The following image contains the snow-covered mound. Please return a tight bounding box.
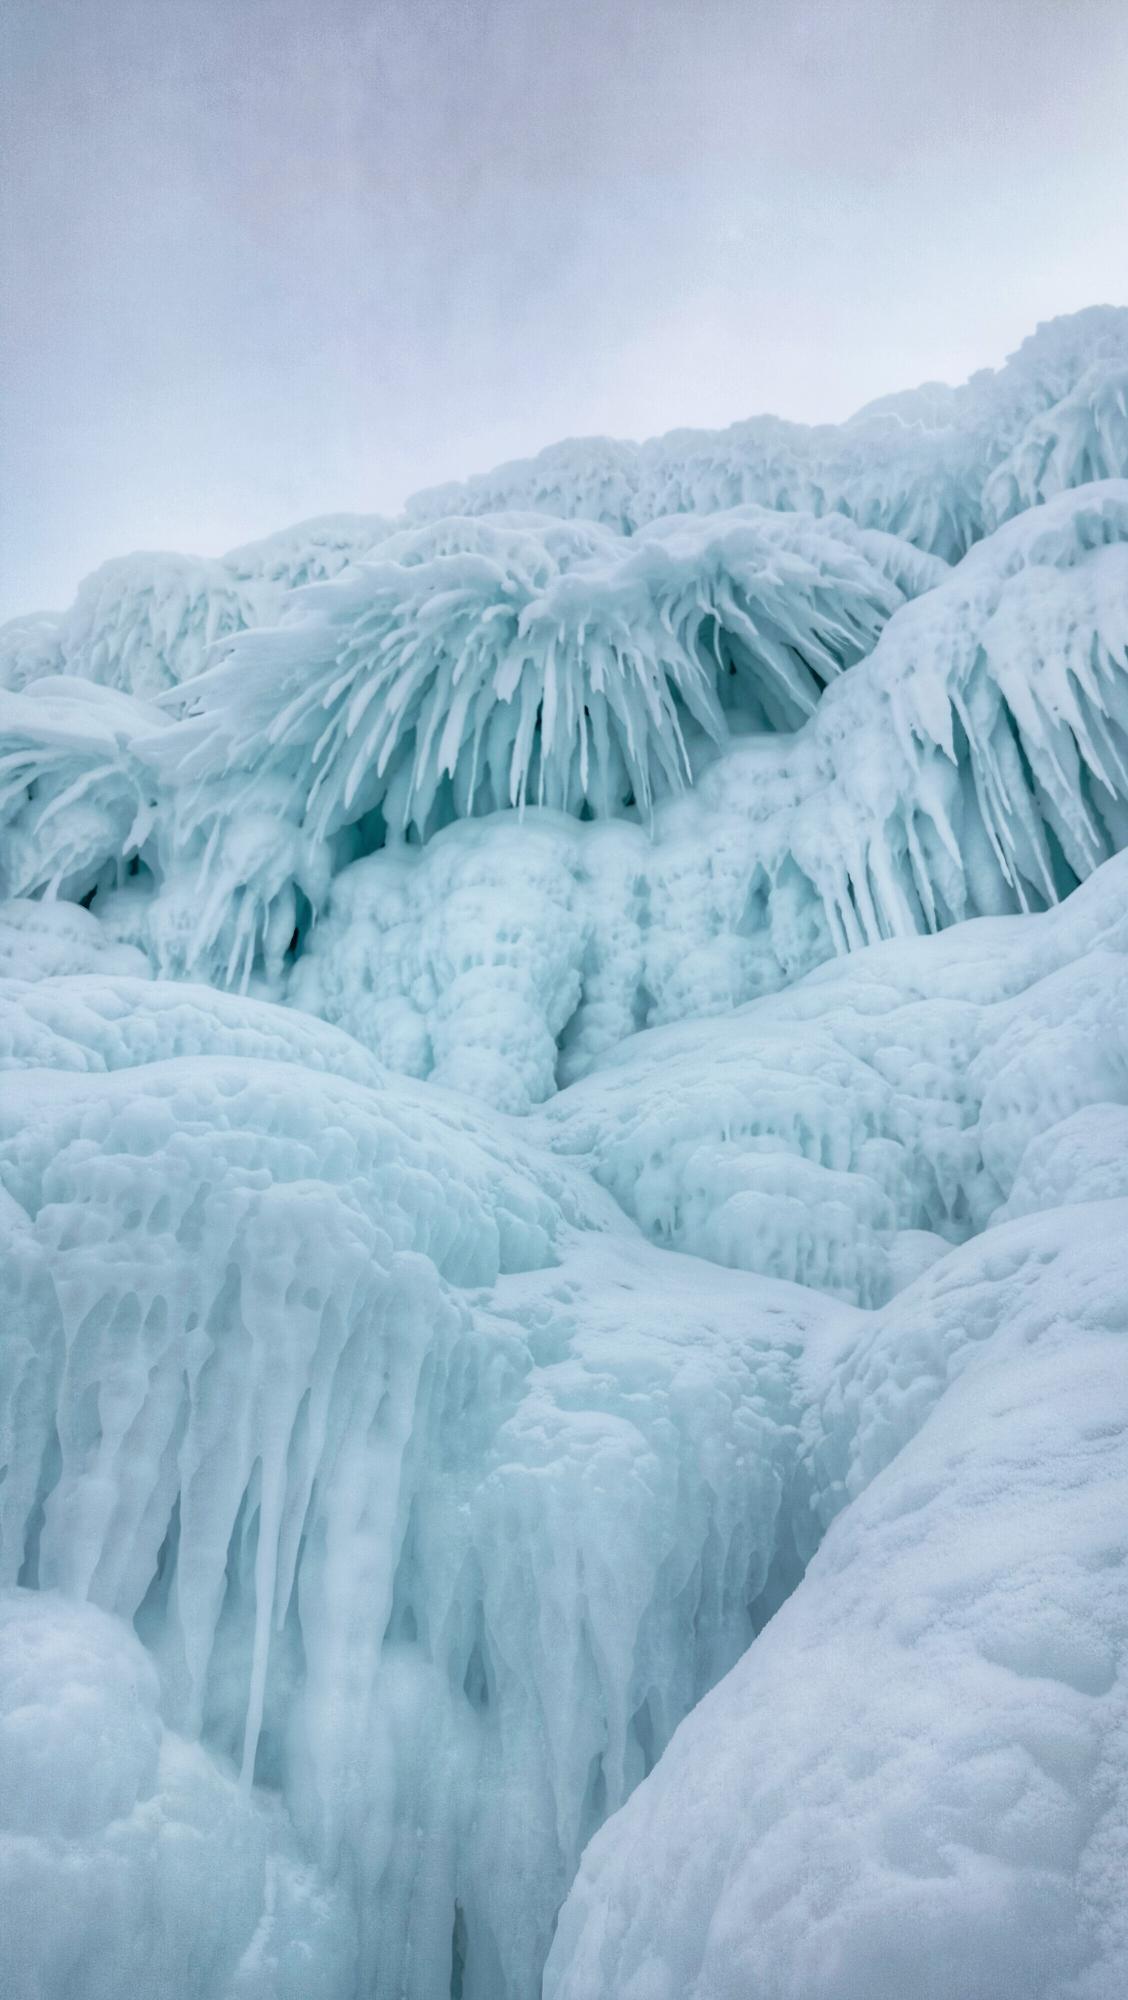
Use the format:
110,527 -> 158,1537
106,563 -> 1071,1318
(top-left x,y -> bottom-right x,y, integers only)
0,1589 -> 354,2000
546,1203 -> 1128,2000
3,308 -> 1128,2000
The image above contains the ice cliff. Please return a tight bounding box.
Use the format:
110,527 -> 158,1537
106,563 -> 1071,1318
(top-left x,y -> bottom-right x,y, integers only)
3,308 -> 1128,2000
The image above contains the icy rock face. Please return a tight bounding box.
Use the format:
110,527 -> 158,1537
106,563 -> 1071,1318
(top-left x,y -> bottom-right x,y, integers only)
5,309 -> 1128,2000
546,1205 -> 1128,2000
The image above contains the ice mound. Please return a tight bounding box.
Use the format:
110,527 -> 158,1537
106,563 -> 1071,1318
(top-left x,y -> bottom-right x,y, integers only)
985,362 -> 1128,528
222,513 -> 394,590
13,471 -> 1117,1024
58,554 -> 280,697
157,503 -> 924,852
0,1588 -> 355,2000
546,1204 -> 1128,2000
0,610 -> 64,692
0,676 -> 161,902
0,520 -> 397,707
0,504 -> 941,994
533,849 -> 1128,1299
5,308 -> 1128,2000
0,898 -> 151,980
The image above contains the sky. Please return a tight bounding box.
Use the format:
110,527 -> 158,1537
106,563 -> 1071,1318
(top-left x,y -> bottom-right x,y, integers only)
2,0 -> 1127,619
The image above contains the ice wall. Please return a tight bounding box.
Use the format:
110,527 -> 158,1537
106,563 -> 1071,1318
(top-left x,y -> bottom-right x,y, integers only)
4,308 -> 1128,2000
408,308 -> 1128,559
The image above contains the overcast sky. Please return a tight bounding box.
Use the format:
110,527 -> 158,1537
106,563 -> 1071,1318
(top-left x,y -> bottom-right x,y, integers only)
2,0 -> 1127,617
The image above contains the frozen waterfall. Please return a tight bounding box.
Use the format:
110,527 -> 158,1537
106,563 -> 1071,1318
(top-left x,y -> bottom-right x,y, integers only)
3,308 -> 1128,2000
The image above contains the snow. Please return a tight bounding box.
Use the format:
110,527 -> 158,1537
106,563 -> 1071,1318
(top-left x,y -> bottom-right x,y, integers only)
3,308 -> 1128,1999
545,1203 -> 1128,2000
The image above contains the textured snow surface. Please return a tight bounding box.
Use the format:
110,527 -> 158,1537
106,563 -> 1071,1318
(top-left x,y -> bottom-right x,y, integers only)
546,1206 -> 1128,2000
3,309 -> 1128,1999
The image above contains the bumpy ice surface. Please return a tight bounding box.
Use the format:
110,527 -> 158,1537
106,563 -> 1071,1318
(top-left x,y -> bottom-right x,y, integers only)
3,308 -> 1128,1999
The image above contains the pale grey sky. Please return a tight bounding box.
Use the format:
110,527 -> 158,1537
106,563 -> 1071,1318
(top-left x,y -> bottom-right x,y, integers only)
2,0 -> 1127,617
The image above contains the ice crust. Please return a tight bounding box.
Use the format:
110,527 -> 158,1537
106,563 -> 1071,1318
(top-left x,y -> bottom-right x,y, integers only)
3,309 -> 1128,1999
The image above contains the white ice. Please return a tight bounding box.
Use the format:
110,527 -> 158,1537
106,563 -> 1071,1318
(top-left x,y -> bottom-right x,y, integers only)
546,1202 -> 1128,2000
3,308 -> 1128,2000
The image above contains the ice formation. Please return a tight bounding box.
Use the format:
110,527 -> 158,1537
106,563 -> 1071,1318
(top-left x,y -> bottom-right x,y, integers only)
409,305 -> 1128,560
546,1203 -> 1128,2000
3,309 -> 1128,2000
